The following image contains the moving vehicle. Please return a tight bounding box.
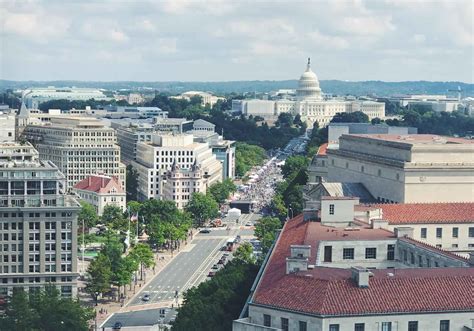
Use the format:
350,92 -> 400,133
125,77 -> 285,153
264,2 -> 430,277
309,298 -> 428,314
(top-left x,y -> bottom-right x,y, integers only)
210,219 -> 223,227
199,228 -> 211,234
245,221 -> 252,226
142,293 -> 150,301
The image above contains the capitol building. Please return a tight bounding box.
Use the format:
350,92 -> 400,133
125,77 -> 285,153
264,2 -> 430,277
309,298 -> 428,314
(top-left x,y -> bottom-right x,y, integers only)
233,59 -> 385,127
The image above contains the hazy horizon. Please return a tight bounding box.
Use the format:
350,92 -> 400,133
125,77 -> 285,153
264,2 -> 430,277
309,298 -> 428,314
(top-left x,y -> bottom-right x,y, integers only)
1,0 -> 473,83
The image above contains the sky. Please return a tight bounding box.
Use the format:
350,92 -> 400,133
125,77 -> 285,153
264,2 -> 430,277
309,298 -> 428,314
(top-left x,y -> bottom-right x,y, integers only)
0,0 -> 473,82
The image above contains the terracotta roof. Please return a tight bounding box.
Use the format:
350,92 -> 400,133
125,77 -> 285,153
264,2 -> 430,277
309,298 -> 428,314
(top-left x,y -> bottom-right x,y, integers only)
316,143 -> 328,156
252,215 -> 474,316
369,203 -> 474,224
73,175 -> 124,194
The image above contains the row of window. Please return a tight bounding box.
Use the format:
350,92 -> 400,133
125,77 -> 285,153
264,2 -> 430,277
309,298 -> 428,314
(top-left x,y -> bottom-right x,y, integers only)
156,150 -> 194,157
0,276 -> 74,285
421,227 -> 474,239
263,315 -> 450,331
323,246 -> 394,262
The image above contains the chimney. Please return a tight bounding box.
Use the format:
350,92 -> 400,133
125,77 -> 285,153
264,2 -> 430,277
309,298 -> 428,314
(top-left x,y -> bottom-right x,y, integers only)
394,227 -> 414,238
351,266 -> 369,288
371,218 -> 389,229
303,208 -> 318,222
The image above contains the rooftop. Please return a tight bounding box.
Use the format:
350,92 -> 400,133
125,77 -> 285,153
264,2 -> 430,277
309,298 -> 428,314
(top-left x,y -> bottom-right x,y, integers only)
316,143 -> 328,156
368,202 -> 474,224
73,175 -> 124,194
252,215 -> 474,317
348,134 -> 474,145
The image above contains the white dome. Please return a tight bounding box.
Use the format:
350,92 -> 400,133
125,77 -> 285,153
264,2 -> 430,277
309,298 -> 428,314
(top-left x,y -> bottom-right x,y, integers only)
296,58 -> 322,100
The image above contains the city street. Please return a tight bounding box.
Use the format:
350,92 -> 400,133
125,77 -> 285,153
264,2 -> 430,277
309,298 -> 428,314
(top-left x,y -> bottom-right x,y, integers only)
127,213 -> 259,307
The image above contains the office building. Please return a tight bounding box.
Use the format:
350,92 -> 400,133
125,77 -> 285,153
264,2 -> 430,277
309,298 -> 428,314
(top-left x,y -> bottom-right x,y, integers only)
233,197 -> 474,331
171,91 -> 225,107
326,134 -> 474,203
132,133 -> 222,207
22,87 -> 108,109
0,142 -> 80,299
0,112 -> 15,142
22,117 -> 126,190
72,175 -> 126,216
154,118 -> 193,133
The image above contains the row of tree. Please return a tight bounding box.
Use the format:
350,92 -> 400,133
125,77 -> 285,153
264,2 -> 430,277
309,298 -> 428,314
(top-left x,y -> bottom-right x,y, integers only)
85,234 -> 155,304
235,142 -> 267,177
0,285 -> 94,331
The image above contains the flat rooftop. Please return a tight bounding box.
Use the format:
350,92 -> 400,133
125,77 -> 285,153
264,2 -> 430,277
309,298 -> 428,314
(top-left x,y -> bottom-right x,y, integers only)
348,134 -> 474,145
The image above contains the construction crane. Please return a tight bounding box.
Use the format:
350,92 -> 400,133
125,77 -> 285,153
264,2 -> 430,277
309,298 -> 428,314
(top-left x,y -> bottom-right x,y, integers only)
447,86 -> 462,101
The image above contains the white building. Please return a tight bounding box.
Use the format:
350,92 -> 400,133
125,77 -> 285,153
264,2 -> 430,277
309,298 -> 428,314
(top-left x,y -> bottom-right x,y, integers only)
22,117 -> 126,190
72,175 -> 126,216
326,134 -> 474,203
390,94 -> 462,113
127,93 -> 145,105
0,112 -> 15,142
233,197 -> 474,331
238,59 -> 385,126
131,133 -> 222,208
22,87 -> 108,109
171,91 -> 225,107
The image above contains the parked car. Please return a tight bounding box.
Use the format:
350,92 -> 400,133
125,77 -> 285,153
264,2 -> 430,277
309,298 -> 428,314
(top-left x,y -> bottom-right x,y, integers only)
142,293 -> 150,301
245,222 -> 252,226
212,264 -> 219,270
207,271 -> 216,277
217,259 -> 225,265
200,228 -> 211,234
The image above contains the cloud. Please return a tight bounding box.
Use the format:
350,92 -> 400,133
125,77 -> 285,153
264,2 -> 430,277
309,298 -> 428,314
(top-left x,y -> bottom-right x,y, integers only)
307,30 -> 350,50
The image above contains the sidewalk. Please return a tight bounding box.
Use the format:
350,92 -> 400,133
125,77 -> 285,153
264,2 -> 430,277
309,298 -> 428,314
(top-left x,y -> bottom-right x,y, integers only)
79,234 -> 194,328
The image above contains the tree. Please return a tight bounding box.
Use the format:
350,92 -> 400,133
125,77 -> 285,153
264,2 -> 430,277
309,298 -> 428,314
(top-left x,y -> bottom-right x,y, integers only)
130,243 -> 155,280
235,143 -> 266,177
233,242 -> 255,264
126,165 -> 139,201
330,111 -> 369,123
281,155 -> 308,180
78,201 -> 99,228
171,260 -> 259,331
254,217 -> 282,254
208,179 -> 236,205
276,112 -> 294,127
2,285 -> 94,331
185,193 -> 219,227
126,200 -> 141,215
85,253 -> 112,304
101,205 -> 127,232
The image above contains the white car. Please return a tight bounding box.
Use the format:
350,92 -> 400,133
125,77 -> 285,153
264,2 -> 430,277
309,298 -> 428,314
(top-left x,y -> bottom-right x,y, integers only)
245,222 -> 253,226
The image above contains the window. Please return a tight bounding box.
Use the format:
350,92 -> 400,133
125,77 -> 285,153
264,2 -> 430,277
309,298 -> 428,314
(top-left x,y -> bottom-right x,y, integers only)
324,246 -> 332,262
354,323 -> 365,331
451,227 -> 458,238
408,321 -> 418,331
440,320 -> 450,331
469,227 -> 474,238
263,314 -> 271,327
436,228 -> 442,238
365,248 -> 376,259
329,325 -> 340,331
329,204 -> 335,215
299,321 -> 307,331
420,228 -> 427,239
281,318 -> 289,331
343,248 -> 354,260
382,322 -> 392,331
387,244 -> 395,261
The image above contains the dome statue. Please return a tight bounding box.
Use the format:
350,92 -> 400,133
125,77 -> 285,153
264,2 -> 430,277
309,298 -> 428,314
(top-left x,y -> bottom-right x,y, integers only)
296,58 -> 322,100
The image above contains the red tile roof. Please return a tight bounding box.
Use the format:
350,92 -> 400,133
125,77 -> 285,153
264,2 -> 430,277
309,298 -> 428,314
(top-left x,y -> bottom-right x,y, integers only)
316,143 -> 328,156
73,175 -> 124,194
252,215 -> 474,316
369,203 -> 474,224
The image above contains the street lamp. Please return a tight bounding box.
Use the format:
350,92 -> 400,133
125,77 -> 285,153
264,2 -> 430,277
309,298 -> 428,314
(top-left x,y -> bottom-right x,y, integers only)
95,291 -> 99,306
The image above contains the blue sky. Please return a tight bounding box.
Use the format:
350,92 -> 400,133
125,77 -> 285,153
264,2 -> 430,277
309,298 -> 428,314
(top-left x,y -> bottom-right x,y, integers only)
0,0 -> 472,82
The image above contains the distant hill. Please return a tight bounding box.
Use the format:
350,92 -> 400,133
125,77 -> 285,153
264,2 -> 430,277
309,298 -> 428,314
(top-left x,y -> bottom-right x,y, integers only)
1,79 -> 472,97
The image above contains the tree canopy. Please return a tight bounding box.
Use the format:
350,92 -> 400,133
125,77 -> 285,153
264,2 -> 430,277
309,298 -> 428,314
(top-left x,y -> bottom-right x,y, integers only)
235,142 -> 266,177
208,179 -> 237,205
1,285 -> 94,331
78,201 -> 99,228
330,111 -> 369,123
185,193 -> 219,227
254,217 -> 282,254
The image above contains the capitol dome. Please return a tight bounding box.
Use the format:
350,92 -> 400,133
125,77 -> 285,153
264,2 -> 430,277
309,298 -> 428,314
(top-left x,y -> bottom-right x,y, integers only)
296,58 -> 322,100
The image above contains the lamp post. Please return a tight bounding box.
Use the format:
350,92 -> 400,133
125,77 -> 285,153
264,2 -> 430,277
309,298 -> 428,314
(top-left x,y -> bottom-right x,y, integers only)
81,219 -> 85,276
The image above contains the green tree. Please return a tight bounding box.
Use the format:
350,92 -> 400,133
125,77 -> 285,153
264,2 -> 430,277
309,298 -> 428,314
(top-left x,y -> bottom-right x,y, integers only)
185,193 -> 219,227
130,243 -> 155,280
101,205 -> 127,232
85,253 -> 112,305
281,155 -> 308,180
254,217 -> 282,254
171,260 -> 258,331
330,111 -> 369,123
78,201 -> 99,229
126,200 -> 141,215
235,142 -> 266,177
233,242 -> 255,264
2,288 -> 38,330
208,179 -> 236,205
126,165 -> 139,201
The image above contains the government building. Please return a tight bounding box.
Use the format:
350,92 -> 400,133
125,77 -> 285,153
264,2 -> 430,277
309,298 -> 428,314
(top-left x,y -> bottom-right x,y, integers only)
235,59 -> 385,127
